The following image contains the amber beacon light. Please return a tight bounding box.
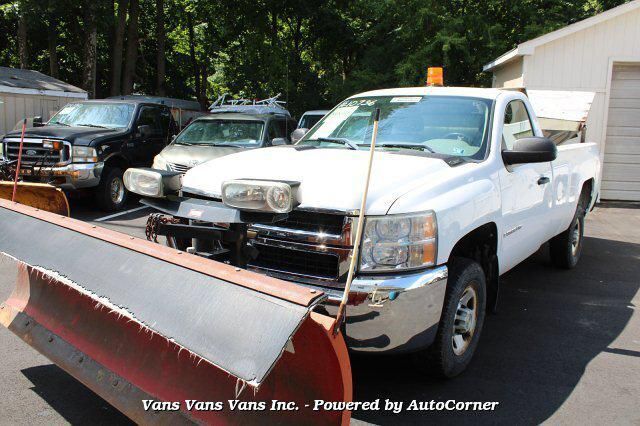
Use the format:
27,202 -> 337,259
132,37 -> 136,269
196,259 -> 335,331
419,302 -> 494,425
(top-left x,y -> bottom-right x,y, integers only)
426,67 -> 444,86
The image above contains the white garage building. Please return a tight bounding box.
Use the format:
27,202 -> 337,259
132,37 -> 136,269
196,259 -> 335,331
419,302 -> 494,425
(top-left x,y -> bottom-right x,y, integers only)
484,0 -> 640,200
0,67 -> 87,137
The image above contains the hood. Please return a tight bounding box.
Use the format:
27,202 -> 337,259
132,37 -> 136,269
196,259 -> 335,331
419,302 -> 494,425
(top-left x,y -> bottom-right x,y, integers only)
3,125 -> 125,146
158,144 -> 245,168
182,146 -> 453,215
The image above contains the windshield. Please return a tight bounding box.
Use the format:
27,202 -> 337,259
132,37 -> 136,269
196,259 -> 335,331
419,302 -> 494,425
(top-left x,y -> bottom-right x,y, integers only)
300,96 -> 493,159
299,113 -> 325,129
49,103 -> 134,129
173,120 -> 264,146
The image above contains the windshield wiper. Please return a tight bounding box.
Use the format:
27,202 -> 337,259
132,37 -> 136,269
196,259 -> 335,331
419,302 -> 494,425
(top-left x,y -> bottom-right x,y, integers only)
174,141 -> 194,146
378,143 -> 435,153
50,121 -> 69,127
209,143 -> 243,148
75,123 -> 108,129
311,137 -> 359,150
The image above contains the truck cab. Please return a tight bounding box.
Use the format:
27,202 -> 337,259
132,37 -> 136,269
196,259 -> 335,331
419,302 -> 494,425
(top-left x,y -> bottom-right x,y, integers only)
0,100 -> 177,211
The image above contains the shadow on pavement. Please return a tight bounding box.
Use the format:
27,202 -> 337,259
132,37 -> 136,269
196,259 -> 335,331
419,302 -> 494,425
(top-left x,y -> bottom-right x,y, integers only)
21,365 -> 133,425
351,236 -> 640,424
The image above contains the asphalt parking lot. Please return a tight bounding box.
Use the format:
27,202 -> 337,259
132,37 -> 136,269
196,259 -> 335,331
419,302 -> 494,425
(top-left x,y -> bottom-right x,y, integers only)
1,200 -> 639,425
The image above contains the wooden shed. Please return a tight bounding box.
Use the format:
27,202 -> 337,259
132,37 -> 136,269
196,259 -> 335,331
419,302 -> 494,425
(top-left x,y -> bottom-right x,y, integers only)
484,0 -> 640,201
0,67 -> 87,136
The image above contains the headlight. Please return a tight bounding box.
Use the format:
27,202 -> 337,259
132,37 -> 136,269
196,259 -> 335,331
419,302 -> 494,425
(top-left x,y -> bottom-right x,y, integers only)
0,141 -> 4,159
152,154 -> 169,170
222,179 -> 299,213
360,211 -> 437,272
72,146 -> 98,163
123,168 -> 182,198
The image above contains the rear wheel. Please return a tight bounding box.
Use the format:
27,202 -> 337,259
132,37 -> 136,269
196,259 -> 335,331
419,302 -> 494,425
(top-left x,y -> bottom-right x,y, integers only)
95,167 -> 127,212
549,199 -> 585,269
422,258 -> 486,378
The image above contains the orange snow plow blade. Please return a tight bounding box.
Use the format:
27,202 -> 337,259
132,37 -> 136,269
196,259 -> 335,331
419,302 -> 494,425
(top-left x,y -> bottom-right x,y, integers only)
0,181 -> 69,216
0,199 -> 351,425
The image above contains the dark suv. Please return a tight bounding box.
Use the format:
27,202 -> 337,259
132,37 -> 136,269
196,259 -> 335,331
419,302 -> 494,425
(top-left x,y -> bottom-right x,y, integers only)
0,100 -> 177,211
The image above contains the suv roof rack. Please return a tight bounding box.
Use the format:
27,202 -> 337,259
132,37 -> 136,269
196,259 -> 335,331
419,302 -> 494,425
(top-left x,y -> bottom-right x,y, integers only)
209,93 -> 291,116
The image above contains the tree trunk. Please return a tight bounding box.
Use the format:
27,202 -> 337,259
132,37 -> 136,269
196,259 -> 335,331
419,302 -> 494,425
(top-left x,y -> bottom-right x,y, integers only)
110,0 -> 128,96
122,0 -> 140,95
155,0 -> 166,95
187,13 -> 200,103
46,6 -> 59,78
18,10 -> 28,69
200,63 -> 208,108
82,2 -> 98,98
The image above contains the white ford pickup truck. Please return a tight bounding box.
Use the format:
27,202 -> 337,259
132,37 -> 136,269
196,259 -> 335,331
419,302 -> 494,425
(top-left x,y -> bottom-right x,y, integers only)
125,86 -> 600,377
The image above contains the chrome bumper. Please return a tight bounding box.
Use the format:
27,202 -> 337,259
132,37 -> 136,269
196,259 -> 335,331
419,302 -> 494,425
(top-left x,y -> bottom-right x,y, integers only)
320,265 -> 448,354
21,162 -> 103,190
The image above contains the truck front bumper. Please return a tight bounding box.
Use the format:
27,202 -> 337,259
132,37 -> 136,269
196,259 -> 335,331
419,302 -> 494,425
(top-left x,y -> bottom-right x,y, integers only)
320,265 -> 448,354
21,162 -> 103,190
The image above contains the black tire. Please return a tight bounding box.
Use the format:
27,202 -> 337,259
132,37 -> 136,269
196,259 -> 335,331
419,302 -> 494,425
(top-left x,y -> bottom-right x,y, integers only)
549,199 -> 585,269
424,258 -> 487,378
95,167 -> 127,212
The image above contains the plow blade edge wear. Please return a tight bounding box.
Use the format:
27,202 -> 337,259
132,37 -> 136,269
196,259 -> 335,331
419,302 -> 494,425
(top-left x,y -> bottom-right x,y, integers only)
0,199 -> 352,425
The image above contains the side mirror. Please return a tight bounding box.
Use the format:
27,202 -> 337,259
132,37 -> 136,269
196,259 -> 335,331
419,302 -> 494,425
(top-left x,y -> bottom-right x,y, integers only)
33,116 -> 44,127
271,137 -> 288,146
291,128 -> 308,144
137,124 -> 153,138
502,137 -> 557,165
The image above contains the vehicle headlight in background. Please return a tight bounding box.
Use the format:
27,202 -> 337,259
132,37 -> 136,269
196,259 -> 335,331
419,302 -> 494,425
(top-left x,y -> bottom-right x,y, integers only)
152,154 -> 169,171
360,211 -> 437,272
72,146 -> 98,163
222,179 -> 299,213
123,168 -> 182,198
43,140 -> 63,150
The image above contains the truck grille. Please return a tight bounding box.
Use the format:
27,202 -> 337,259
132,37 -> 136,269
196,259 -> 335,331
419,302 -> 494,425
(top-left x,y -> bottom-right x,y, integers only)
250,242 -> 340,280
248,210 -> 352,286
5,138 -> 69,167
168,162 -> 191,173
273,210 -> 346,235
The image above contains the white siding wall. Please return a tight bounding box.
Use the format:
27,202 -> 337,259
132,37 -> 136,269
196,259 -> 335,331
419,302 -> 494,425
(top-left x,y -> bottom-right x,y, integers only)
492,7 -> 640,199
0,93 -> 77,136
492,58 -> 524,88
522,8 -> 640,148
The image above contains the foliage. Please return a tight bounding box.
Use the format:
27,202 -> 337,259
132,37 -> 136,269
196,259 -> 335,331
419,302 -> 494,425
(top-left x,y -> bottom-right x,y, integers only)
0,0 -> 630,115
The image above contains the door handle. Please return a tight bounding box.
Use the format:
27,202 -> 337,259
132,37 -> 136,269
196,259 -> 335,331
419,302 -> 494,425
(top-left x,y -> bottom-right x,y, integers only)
537,176 -> 550,185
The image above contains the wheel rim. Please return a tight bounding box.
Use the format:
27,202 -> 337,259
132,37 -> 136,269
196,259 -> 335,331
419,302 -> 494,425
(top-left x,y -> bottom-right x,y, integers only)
452,285 -> 478,356
110,177 -> 125,205
571,219 -> 581,257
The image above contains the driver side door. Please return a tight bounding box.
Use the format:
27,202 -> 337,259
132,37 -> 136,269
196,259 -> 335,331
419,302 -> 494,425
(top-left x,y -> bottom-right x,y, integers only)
498,99 -> 554,272
132,105 -> 163,165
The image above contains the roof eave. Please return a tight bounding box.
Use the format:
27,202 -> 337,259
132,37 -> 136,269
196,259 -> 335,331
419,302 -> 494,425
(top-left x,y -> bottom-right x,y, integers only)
482,48 -> 523,72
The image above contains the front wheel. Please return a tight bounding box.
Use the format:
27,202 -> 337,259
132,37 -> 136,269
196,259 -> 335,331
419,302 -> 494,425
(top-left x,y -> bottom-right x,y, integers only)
420,258 -> 487,378
95,167 -> 128,212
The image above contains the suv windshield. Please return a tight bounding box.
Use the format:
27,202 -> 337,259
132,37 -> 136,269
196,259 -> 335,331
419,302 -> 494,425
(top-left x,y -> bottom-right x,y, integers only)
300,96 -> 493,159
174,120 -> 264,147
49,102 -> 134,129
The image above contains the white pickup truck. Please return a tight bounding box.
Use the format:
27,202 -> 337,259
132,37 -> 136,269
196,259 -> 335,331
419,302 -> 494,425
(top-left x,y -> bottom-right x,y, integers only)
125,86 -> 600,377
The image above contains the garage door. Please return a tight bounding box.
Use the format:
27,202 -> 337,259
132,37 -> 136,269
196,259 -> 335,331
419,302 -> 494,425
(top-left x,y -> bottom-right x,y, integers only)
602,64 -> 640,201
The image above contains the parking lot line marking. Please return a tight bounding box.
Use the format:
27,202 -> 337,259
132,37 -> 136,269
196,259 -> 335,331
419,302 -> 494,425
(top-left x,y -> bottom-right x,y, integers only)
94,206 -> 150,222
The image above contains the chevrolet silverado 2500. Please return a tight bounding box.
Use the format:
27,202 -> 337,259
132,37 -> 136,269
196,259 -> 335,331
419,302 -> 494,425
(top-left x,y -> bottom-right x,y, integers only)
124,87 -> 600,377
